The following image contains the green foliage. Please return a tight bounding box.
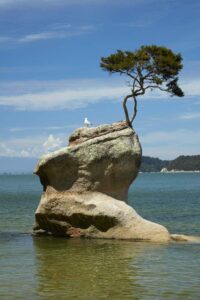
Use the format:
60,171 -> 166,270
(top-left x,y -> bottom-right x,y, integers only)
100,50 -> 136,73
100,45 -> 184,125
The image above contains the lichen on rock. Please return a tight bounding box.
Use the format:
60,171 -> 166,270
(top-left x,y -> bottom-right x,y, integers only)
33,122 -> 170,242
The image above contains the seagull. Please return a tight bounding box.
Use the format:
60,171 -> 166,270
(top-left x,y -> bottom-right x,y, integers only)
84,117 -> 92,128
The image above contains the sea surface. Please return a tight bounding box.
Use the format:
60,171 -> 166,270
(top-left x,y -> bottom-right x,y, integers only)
0,173 -> 200,300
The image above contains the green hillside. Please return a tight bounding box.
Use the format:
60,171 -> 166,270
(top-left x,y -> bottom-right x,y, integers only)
168,155 -> 200,171
141,155 -> 200,172
140,156 -> 169,172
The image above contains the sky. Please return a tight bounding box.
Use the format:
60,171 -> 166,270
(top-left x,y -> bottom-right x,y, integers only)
0,0 -> 200,167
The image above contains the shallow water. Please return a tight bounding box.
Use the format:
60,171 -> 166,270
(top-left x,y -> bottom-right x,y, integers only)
0,173 -> 200,299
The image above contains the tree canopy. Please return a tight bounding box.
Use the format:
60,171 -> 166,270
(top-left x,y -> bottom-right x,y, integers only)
100,45 -> 184,127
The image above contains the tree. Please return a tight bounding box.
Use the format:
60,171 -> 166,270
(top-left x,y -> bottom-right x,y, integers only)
100,45 -> 184,127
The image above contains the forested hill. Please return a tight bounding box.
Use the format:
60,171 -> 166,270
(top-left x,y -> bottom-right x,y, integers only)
167,155 -> 200,171
140,156 -> 169,172
140,155 -> 200,172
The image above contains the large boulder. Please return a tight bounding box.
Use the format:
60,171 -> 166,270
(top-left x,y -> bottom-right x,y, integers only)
33,122 -> 170,242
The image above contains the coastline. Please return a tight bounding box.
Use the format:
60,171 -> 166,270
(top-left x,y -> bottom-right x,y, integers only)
139,170 -> 200,174
160,168 -> 200,173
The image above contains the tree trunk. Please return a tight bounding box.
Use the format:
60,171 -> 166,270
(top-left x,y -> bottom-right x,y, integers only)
130,93 -> 138,123
123,94 -> 133,127
123,93 -> 138,127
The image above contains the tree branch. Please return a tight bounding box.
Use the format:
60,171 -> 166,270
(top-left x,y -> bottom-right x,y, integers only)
130,91 -> 138,123
143,70 -> 154,79
144,85 -> 168,92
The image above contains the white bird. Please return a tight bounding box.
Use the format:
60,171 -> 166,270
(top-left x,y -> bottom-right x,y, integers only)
84,117 -> 92,128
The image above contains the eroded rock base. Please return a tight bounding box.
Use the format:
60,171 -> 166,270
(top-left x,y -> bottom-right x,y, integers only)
33,191 -> 170,242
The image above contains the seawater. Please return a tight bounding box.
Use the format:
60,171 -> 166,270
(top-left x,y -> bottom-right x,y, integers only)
0,173 -> 200,299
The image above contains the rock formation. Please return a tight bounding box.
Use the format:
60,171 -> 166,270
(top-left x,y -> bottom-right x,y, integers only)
33,122 -> 170,242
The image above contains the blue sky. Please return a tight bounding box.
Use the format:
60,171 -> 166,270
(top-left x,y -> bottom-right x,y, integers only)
0,0 -> 200,161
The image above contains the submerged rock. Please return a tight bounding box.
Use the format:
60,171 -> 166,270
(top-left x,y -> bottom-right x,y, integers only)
171,234 -> 200,243
33,122 -> 170,242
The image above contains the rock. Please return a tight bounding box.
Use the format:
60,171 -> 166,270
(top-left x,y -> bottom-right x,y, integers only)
35,191 -> 170,242
35,122 -> 141,202
171,234 -> 200,243
33,122 -> 170,242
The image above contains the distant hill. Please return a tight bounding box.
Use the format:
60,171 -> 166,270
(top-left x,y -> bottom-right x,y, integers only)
167,155 -> 200,171
141,155 -> 200,172
140,156 -> 169,172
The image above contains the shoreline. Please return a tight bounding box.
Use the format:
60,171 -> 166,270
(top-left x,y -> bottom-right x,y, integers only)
139,170 -> 200,174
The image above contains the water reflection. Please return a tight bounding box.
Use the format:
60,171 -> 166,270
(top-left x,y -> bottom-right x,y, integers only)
1,234 -> 200,299
33,237 -> 158,300
33,237 -> 200,299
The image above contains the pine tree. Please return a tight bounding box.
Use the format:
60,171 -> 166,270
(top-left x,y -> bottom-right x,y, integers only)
100,45 -> 184,127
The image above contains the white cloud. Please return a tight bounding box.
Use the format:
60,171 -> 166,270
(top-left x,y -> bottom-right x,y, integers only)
0,134 -> 66,157
180,112 -> 200,120
0,87 -> 124,110
0,79 -> 129,110
43,134 -> 63,152
0,25 -> 94,44
20,150 -> 30,157
0,77 -> 199,111
0,143 -> 17,157
182,79 -> 200,97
